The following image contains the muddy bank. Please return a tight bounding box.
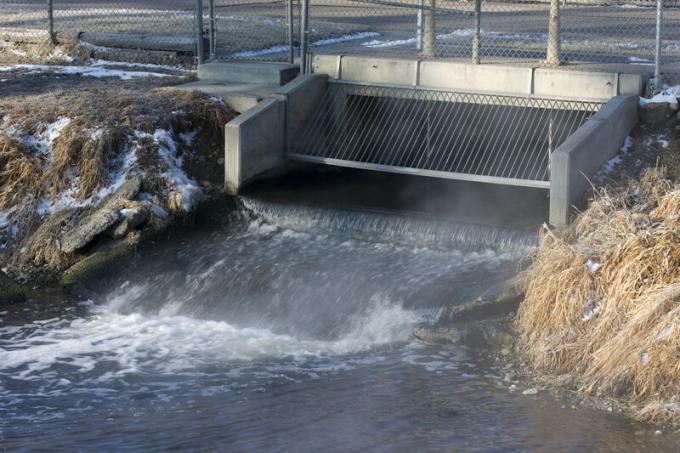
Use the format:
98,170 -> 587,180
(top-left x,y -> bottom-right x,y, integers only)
0,65 -> 235,293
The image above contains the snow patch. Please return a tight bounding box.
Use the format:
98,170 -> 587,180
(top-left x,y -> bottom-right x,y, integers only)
639,85 -> 680,107
586,259 -> 601,273
90,59 -> 190,73
362,29 -> 546,48
0,64 -> 173,80
231,31 -> 380,57
134,129 -> 204,211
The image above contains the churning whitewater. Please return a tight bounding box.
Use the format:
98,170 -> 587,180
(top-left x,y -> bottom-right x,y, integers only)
0,203 -> 521,400
1,202 -> 675,451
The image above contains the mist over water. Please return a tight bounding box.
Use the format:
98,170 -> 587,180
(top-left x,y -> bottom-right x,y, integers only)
0,200 -> 675,451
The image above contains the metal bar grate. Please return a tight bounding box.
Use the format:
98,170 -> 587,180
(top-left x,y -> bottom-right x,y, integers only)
288,82 -> 603,188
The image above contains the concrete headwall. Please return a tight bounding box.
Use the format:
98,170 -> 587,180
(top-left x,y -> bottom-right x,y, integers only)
225,98 -> 286,195
224,75 -> 329,194
312,55 -> 649,101
549,95 -> 639,226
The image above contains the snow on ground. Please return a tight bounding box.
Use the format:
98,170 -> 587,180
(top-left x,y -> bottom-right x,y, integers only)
230,31 -> 379,57
0,118 -> 202,233
599,136 -> 634,175
639,85 -> 680,107
629,56 -> 653,64
140,129 -> 204,211
361,29 -> 547,49
90,59 -> 190,73
0,64 -> 173,80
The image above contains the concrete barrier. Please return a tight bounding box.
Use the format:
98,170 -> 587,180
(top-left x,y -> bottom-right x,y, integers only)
224,98 -> 285,195
312,55 -> 649,101
549,95 -> 638,226
272,74 -> 329,144
224,75 -> 330,194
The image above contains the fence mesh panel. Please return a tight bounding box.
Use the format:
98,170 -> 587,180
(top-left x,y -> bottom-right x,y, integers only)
0,1 -> 679,85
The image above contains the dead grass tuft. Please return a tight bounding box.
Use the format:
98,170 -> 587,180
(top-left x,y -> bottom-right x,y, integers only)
516,167 -> 680,424
0,78 -> 236,264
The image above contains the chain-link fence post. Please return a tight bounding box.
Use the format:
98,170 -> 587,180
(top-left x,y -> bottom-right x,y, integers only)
208,0 -> 216,60
300,0 -> 310,73
546,0 -> 562,65
47,0 -> 55,44
655,0 -> 664,89
287,0 -> 295,64
195,0 -> 205,65
472,0 -> 481,64
417,0 -> 424,52
421,0 -> 436,57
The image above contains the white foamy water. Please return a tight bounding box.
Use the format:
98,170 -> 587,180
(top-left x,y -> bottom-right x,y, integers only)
0,294 -> 420,382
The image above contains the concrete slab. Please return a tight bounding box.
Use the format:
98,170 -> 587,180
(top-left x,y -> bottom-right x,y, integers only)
176,80 -> 281,113
338,56 -> 418,85
419,61 -> 532,95
198,61 -> 299,86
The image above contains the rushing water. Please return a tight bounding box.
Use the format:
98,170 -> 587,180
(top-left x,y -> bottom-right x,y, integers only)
0,200 -> 676,451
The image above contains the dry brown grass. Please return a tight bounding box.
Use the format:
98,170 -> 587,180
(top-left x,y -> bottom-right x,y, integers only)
0,74 -> 235,270
516,167 -> 680,424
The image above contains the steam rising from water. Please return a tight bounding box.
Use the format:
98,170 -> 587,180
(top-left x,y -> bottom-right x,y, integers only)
0,202 -> 529,386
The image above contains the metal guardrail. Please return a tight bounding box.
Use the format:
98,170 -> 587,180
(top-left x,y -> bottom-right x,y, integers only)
289,81 -> 603,187
0,1 -> 679,86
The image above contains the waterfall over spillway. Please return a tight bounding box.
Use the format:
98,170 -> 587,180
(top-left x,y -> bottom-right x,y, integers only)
238,197 -> 538,253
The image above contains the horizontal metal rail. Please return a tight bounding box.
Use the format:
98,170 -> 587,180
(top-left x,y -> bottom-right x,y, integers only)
287,154 -> 552,188
289,81 -> 603,185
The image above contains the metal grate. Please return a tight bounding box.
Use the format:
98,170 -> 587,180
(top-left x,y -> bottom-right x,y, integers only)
289,81 -> 603,188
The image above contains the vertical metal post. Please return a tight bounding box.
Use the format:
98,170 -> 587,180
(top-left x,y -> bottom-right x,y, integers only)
472,0 -> 481,64
546,0 -> 562,65
195,0 -> 205,65
655,0 -> 663,89
209,0 -> 216,60
421,0 -> 436,57
300,0 -> 310,74
287,0 -> 295,64
47,0 -> 54,43
417,0 -> 424,52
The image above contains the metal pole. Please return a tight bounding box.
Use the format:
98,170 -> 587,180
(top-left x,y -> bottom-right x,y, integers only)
195,0 -> 205,65
287,0 -> 295,64
472,0 -> 481,64
655,0 -> 663,89
422,0 -> 436,57
47,0 -> 54,44
546,0 -> 561,65
300,0 -> 310,74
417,0 -> 424,52
209,0 -> 216,60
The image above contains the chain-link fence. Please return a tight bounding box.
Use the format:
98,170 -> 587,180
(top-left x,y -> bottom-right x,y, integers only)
1,1 -> 679,85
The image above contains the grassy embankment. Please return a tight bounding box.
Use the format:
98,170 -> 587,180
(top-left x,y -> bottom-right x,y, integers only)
516,102 -> 680,425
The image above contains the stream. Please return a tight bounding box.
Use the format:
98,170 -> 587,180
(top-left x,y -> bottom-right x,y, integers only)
0,196 -> 677,451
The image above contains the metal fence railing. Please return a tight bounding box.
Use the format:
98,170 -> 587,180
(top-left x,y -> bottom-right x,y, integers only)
289,80 -> 603,187
0,1 -> 679,86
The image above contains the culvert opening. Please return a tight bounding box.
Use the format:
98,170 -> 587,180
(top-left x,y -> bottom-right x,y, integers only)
288,81 -> 604,188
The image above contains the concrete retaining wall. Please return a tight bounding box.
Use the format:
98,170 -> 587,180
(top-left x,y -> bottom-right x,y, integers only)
312,55 -> 649,101
225,98 -> 285,195
549,95 -> 639,226
273,74 -> 329,145
224,75 -> 328,194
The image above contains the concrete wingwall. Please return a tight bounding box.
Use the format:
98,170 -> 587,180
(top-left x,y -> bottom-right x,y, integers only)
224,74 -> 328,194
549,95 -> 639,227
